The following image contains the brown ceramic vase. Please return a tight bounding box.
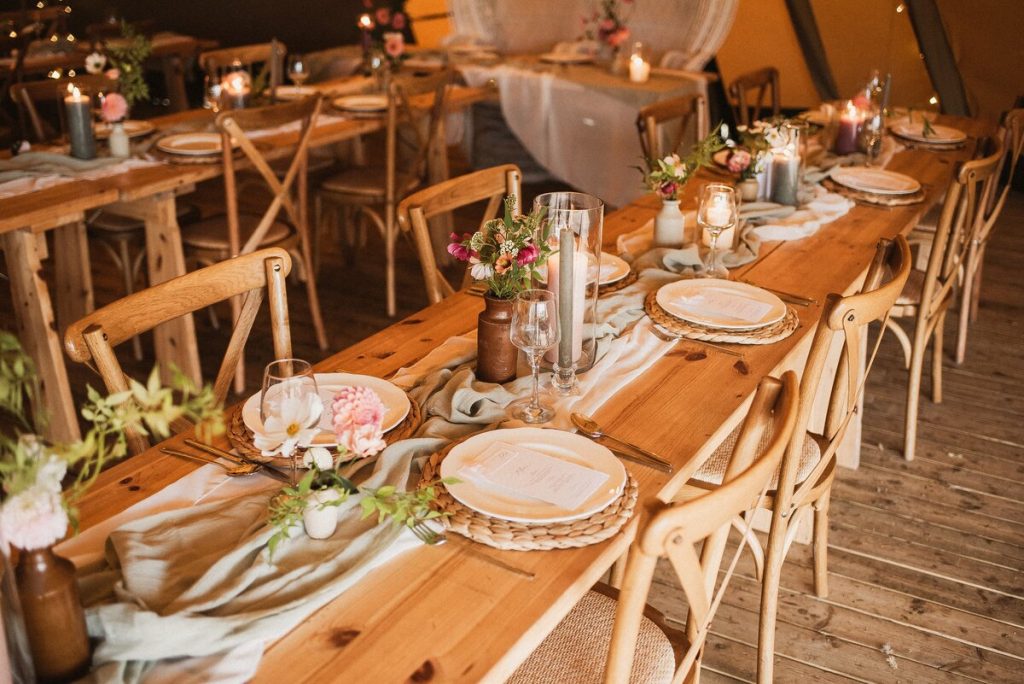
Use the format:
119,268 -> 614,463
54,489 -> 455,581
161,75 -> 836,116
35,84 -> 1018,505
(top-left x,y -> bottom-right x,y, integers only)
15,546 -> 91,683
476,294 -> 517,383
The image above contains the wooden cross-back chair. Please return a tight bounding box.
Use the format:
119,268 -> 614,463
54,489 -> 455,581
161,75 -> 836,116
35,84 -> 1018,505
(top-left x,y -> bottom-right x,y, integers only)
64,248 -> 293,456
727,67 -> 780,127
181,95 -> 327,393
636,94 -> 709,160
10,74 -> 114,143
316,68 -> 452,316
887,139 -> 1003,461
199,40 -> 286,94
397,164 -> 522,305
510,372 -> 799,684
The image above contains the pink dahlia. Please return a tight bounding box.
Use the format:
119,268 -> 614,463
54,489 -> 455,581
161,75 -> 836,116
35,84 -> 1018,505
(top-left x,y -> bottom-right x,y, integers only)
516,243 -> 539,266
384,32 -> 405,58
332,386 -> 387,460
101,92 -> 128,123
726,149 -> 752,174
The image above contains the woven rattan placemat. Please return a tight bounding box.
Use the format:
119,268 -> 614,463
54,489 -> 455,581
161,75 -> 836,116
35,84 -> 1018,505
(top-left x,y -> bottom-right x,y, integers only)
419,444 -> 638,551
644,290 -> 799,345
822,178 -> 926,206
228,395 -> 422,467
598,268 -> 638,296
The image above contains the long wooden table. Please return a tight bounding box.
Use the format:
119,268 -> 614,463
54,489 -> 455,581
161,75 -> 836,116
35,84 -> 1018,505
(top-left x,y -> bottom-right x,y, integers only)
73,116 -> 986,681
0,80 -> 488,442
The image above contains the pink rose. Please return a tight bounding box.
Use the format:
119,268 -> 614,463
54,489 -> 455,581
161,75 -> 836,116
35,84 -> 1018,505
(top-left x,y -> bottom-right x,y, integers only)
658,181 -> 678,199
607,27 -> 630,47
332,386 -> 387,459
392,11 -> 406,29
104,67 -> 120,80
726,149 -> 752,174
375,7 -> 391,24
384,32 -> 404,58
100,92 -> 128,123
516,243 -> 539,266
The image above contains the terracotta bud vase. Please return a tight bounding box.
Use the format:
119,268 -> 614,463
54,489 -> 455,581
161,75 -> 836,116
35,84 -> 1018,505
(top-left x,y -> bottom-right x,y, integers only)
15,546 -> 90,683
476,294 -> 517,383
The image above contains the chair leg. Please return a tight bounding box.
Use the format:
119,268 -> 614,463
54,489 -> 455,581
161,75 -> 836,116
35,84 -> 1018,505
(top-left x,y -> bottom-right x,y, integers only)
932,314 -> 945,404
955,264 -> 975,365
903,336 -> 927,461
812,491 -> 831,598
117,239 -> 144,362
756,511 -> 788,684
385,223 -> 396,318
313,193 -> 323,276
970,254 -> 983,322
297,226 -> 329,351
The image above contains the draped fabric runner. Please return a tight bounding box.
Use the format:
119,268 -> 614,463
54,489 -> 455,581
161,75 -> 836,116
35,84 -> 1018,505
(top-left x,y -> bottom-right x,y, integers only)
0,154 -> 160,199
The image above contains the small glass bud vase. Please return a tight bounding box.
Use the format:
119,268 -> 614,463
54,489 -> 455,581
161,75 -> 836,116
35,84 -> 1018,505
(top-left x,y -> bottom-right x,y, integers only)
108,120 -> 131,158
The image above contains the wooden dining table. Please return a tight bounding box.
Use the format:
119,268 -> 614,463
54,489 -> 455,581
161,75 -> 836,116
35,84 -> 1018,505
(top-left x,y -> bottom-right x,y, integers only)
72,114 -> 987,682
0,77 -> 489,443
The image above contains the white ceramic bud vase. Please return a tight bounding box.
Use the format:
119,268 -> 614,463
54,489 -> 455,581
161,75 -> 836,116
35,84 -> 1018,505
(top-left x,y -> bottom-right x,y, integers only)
108,121 -> 131,158
653,199 -> 686,248
303,489 -> 341,540
739,178 -> 759,202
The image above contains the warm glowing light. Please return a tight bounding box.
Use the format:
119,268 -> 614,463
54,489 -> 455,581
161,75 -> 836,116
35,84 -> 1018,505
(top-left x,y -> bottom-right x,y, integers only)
49,34 -> 58,42
47,69 -> 61,79
36,1 -> 44,8
896,3 -> 905,13
358,13 -> 374,30
67,68 -> 76,77
66,33 -> 74,41
66,85 -> 86,102
929,95 -> 939,105
8,30 -> 16,38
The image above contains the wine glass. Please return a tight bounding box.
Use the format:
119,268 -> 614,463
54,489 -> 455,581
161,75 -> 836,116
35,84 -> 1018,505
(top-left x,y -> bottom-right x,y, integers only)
203,73 -> 222,113
287,54 -> 309,87
860,106 -> 884,166
508,290 -> 560,423
697,184 -> 738,279
260,359 -> 319,482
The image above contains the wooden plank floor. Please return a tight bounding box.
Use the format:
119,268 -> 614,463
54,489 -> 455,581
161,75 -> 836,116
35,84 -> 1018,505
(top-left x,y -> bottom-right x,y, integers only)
647,191 -> 1024,683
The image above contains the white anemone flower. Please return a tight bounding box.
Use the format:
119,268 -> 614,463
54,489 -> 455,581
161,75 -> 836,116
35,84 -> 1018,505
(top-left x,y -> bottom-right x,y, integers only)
302,446 -> 335,470
84,52 -> 107,75
253,393 -> 323,458
470,262 -> 494,280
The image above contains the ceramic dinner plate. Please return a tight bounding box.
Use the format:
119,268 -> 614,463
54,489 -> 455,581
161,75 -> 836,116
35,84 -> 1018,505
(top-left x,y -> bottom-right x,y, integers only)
94,120 -> 155,140
274,85 -> 319,101
440,428 -> 626,523
539,52 -> 594,64
242,372 -> 410,447
830,167 -> 921,195
656,279 -> 787,331
535,252 -> 630,287
332,94 -> 388,112
889,121 -> 966,145
155,132 -> 231,156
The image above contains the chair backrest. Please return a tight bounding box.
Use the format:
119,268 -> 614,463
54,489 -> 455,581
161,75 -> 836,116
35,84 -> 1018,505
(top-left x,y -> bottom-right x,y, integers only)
215,94 -> 323,257
397,164 -> 522,305
10,74 -> 116,142
976,108 -> 1024,247
918,137 -> 1003,322
385,69 -> 453,204
636,93 -> 709,160
200,40 -> 287,92
603,371 -> 799,683
774,235 -> 911,517
64,248 -> 294,455
727,67 -> 780,126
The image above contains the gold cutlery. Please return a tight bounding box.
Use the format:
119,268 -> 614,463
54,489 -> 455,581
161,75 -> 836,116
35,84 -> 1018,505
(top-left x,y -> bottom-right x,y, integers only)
183,438 -> 292,484
160,447 -> 261,476
410,521 -> 535,579
570,413 -> 673,473
740,281 -> 817,307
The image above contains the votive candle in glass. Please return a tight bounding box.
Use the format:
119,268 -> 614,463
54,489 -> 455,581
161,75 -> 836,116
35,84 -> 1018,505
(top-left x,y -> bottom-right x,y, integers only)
835,99 -> 862,155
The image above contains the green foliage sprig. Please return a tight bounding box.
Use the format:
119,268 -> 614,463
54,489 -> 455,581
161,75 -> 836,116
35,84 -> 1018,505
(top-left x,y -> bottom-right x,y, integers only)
107,22 -> 152,106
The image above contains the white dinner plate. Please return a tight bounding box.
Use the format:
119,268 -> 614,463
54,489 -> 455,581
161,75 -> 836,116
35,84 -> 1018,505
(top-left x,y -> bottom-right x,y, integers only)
535,252 -> 631,287
656,279 -> 787,331
94,120 -> 155,140
539,52 -> 594,64
332,94 -> 388,112
155,132 -> 231,156
242,372 -> 410,447
440,428 -> 626,523
889,121 -> 966,145
830,167 -> 921,195
274,85 -> 319,101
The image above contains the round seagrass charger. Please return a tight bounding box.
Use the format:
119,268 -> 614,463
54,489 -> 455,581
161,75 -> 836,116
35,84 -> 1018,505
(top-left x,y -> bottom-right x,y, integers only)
821,178 -> 926,207
419,442 -> 639,551
227,396 -> 422,467
598,268 -> 639,295
644,290 -> 800,345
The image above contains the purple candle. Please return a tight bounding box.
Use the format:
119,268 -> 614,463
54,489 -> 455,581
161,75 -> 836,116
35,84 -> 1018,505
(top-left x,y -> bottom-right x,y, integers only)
835,100 -> 862,155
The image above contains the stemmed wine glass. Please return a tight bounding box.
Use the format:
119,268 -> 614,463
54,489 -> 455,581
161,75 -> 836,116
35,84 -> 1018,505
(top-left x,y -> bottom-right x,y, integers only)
261,359 -> 319,483
287,54 -> 309,87
508,290 -> 560,423
697,183 -> 739,279
860,106 -> 884,166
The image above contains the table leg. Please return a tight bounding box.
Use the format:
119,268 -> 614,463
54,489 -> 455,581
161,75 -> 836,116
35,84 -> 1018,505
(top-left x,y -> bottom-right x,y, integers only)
53,221 -> 94,335
112,193 -> 202,386
1,229 -> 80,442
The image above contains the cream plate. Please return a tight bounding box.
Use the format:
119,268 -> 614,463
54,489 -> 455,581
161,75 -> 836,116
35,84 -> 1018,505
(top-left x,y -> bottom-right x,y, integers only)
441,428 -> 626,523
535,252 -> 630,287
274,85 -> 319,101
155,132 -> 231,156
830,167 -> 921,195
333,94 -> 388,112
95,120 -> 155,140
890,121 -> 966,144
656,279 -> 787,331
539,52 -> 594,64
242,372 -> 410,448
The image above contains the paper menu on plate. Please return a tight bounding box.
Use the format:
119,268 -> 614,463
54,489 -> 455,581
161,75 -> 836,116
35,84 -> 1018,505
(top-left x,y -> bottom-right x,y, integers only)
459,442 -> 610,511
676,291 -> 773,323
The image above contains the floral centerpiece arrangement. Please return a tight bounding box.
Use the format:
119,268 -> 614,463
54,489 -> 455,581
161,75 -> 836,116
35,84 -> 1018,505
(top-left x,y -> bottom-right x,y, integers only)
580,0 -> 634,54
360,1 -> 410,67
721,122 -> 773,182
83,21 -> 152,108
640,128 -> 726,201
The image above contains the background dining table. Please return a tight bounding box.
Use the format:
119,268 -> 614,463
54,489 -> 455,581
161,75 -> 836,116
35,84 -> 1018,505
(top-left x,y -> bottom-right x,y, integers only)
71,113 -> 988,682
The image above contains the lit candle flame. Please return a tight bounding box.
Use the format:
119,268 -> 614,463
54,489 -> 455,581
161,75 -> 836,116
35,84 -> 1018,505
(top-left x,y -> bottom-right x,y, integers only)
358,13 -> 374,29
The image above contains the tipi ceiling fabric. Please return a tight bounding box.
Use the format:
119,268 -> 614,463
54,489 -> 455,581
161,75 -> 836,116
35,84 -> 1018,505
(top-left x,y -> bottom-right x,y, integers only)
448,0 -> 737,70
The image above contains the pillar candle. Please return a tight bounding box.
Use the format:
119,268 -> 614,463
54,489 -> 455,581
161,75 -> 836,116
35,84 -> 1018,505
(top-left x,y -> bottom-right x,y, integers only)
546,233 -> 587,366
835,101 -> 862,155
628,55 -> 650,83
358,14 -> 374,56
769,151 -> 800,206
64,86 -> 95,160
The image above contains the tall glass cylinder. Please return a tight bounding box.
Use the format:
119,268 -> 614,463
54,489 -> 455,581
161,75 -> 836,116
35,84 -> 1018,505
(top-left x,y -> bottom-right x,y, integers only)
534,192 -> 603,394
767,122 -> 802,207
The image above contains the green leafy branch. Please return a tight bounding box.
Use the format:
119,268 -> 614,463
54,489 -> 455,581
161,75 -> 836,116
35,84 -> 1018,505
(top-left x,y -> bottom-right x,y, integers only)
106,22 -> 152,106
